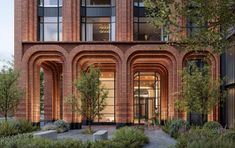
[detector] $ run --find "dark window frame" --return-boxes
[133,0,168,41]
[38,0,62,41]
[80,0,116,41]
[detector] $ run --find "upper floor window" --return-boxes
[133,0,168,41]
[38,0,62,41]
[82,0,115,6]
[81,0,116,41]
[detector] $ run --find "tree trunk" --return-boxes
[4,112,8,121]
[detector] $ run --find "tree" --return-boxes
[144,0,235,53]
[40,69,44,116]
[66,65,108,133]
[174,61,226,124]
[0,64,24,121]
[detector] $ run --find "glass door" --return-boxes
[134,72,160,124]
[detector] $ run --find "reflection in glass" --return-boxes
[134,72,160,124]
[94,71,115,122]
[82,0,115,6]
[81,17,115,41]
[39,1,62,41]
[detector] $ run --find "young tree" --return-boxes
[66,65,108,133]
[175,61,225,124]
[144,0,235,53]
[0,64,24,121]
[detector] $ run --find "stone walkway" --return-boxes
[144,128,176,148]
[57,126,176,148]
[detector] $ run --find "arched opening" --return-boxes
[38,61,63,126]
[76,61,118,125]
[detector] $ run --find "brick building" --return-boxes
[15,0,220,128]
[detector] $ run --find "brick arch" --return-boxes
[17,46,67,124]
[182,51,220,121]
[125,46,179,122]
[132,63,169,121]
[182,50,219,79]
[65,46,123,124]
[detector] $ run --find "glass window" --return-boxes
[134,0,144,7]
[38,0,62,41]
[82,0,115,6]
[44,0,58,7]
[134,17,168,41]
[44,23,58,41]
[81,17,115,41]
[226,46,235,85]
[227,88,235,128]
[94,71,115,123]
[133,4,168,41]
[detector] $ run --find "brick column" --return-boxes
[63,0,80,41]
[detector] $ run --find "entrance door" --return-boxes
[134,72,160,124]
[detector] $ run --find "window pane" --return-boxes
[44,17,57,23]
[93,23,110,41]
[44,23,58,41]
[40,23,44,41]
[138,23,161,41]
[82,17,115,41]
[44,0,58,7]
[59,23,62,41]
[86,17,110,23]
[59,0,62,6]
[134,0,144,7]
[86,0,113,6]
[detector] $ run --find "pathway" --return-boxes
[57,126,176,148]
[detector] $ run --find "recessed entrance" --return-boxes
[134,72,161,124]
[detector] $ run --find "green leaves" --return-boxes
[175,61,225,115]
[144,0,235,53]
[66,65,108,128]
[0,64,23,120]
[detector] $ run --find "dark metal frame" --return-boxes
[220,39,235,128]
[80,0,116,41]
[38,0,62,41]
[133,0,168,41]
[133,72,161,125]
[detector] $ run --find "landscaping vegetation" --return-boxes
[162,119,235,148]
[0,119,38,138]
[0,126,149,148]
[42,120,70,133]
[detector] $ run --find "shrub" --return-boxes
[203,121,222,131]
[188,138,235,148]
[169,119,190,138]
[176,127,219,148]
[0,120,37,138]
[0,133,83,148]
[0,121,18,138]
[54,120,70,133]
[112,126,149,147]
[41,123,57,131]
[162,120,173,134]
[220,130,235,141]
[16,119,38,134]
[41,120,70,133]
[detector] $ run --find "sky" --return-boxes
[0,0,14,68]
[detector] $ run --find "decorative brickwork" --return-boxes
[15,0,220,127]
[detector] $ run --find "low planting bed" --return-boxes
[162,120,235,148]
[0,126,149,148]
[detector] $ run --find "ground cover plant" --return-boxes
[0,126,149,148]
[0,119,37,138]
[175,121,235,148]
[41,120,70,133]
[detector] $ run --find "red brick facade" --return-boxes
[15,0,220,127]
